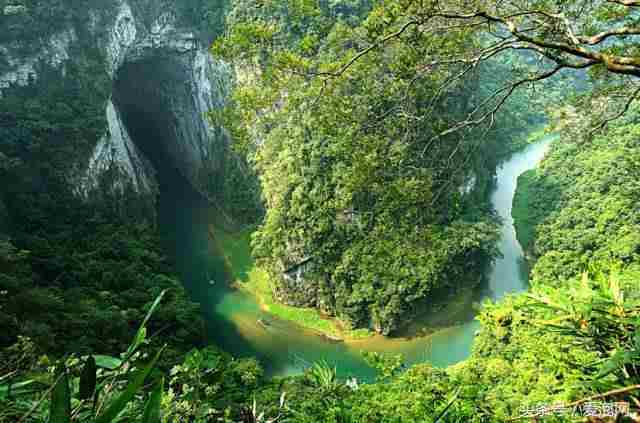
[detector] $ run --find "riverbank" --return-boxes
[497,124,549,162]
[210,225,491,343]
[211,225,373,341]
[511,133,558,261]
[512,169,537,256]
[172,136,553,378]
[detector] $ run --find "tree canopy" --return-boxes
[4,0,640,421]
[217,0,640,138]
[213,0,559,333]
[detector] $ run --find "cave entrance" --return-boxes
[113,55,195,191]
[112,54,212,283]
[108,44,268,368]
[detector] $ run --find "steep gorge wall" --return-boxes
[0,0,231,202]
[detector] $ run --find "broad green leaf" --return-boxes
[595,350,630,379]
[127,327,147,357]
[139,290,167,331]
[434,387,461,422]
[141,377,164,423]
[94,346,165,423]
[93,355,123,370]
[49,366,71,423]
[0,380,39,398]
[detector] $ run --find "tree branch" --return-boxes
[577,27,640,45]
[567,384,640,407]
[311,19,420,78]
[607,0,640,6]
[591,84,640,133]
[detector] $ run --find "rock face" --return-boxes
[82,99,155,195]
[0,0,230,198]
[276,258,319,307]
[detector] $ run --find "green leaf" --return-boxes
[79,356,97,400]
[93,355,123,370]
[126,290,167,357]
[94,346,165,423]
[49,365,71,423]
[595,350,630,379]
[0,380,39,398]
[434,387,461,422]
[141,377,164,423]
[140,290,167,331]
[127,327,147,357]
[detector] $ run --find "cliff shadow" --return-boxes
[112,55,268,365]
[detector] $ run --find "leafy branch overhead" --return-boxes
[215,0,545,334]
[217,0,640,137]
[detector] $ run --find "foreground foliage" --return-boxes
[4,263,640,421]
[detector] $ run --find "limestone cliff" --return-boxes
[0,0,230,199]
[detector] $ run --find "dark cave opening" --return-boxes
[113,56,193,189]
[111,56,266,363]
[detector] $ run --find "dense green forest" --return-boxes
[3,0,640,421]
[214,0,546,335]
[0,53,206,365]
[514,118,640,281]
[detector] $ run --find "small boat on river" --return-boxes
[319,332,344,343]
[257,318,271,329]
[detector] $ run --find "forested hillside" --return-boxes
[215,0,543,335]
[0,57,205,362]
[3,0,640,421]
[514,117,640,281]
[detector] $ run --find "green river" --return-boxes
[158,137,553,379]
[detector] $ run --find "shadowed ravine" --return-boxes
[159,136,554,379]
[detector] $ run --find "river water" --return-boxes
[158,137,553,379]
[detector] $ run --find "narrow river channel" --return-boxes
[158,136,554,379]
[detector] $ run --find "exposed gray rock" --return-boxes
[113,43,232,196]
[276,258,318,307]
[3,5,27,16]
[104,1,138,77]
[459,171,477,196]
[79,99,155,196]
[0,0,230,198]
[0,28,77,92]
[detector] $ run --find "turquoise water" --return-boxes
[158,137,553,379]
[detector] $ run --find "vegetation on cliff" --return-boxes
[512,168,540,255]
[512,112,640,282]
[213,0,548,335]
[4,0,640,421]
[0,31,207,367]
